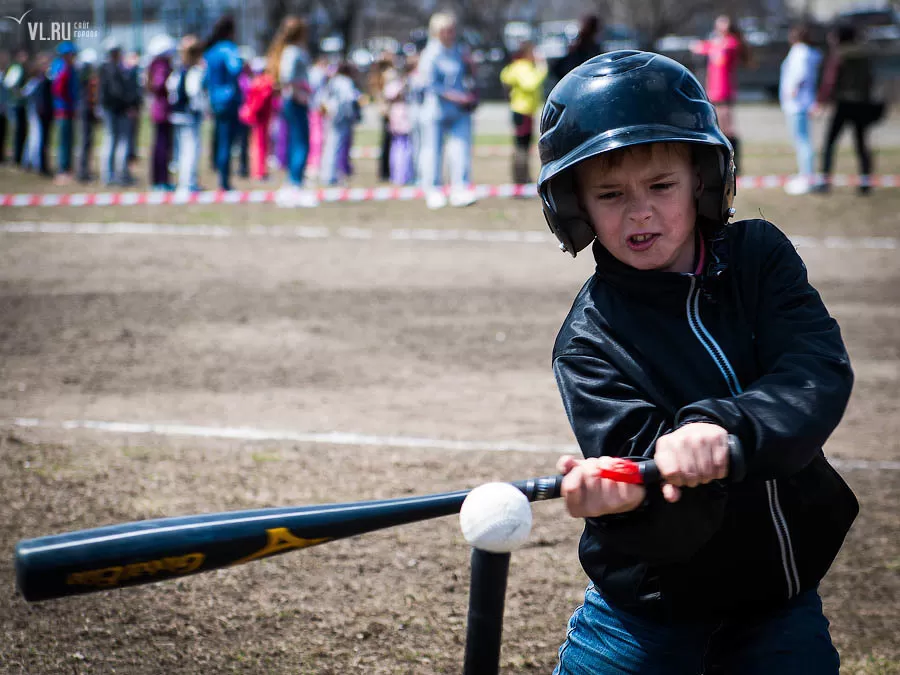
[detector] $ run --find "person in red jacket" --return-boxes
[690,15,752,173]
[51,41,78,184]
[239,57,275,181]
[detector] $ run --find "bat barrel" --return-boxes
[15,475,563,602]
[463,549,511,675]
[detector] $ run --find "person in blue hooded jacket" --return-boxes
[203,14,243,191]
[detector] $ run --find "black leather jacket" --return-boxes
[553,219,858,621]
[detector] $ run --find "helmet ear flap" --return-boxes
[542,174,596,257]
[695,146,736,226]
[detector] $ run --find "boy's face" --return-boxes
[575,143,700,274]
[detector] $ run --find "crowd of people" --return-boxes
[690,13,883,196]
[779,22,883,195]
[0,11,887,205]
[0,11,485,209]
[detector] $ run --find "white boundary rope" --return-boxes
[1,221,897,250]
[7,418,900,471]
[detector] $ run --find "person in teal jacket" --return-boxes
[203,14,243,191]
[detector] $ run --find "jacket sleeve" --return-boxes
[553,353,670,460]
[676,228,853,479]
[553,351,728,563]
[817,53,838,103]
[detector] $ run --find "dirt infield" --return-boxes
[1,134,900,672]
[1,216,898,674]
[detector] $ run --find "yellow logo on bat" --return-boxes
[66,553,206,588]
[233,528,331,565]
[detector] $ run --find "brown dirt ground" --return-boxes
[0,147,899,674]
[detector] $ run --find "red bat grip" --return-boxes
[596,435,745,485]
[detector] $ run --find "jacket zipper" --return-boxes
[685,277,801,598]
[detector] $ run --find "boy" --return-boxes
[538,51,858,673]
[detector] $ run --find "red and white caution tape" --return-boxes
[1,175,898,209]
[350,146,520,159]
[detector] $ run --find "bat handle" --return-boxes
[638,434,746,485]
[511,474,564,502]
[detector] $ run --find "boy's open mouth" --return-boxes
[627,233,660,251]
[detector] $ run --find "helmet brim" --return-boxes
[539,124,732,189]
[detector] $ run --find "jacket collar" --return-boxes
[590,225,731,305]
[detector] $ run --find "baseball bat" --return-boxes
[15,475,564,602]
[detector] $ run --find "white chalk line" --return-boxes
[1,222,898,250]
[8,418,900,472]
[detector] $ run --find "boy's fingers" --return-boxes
[713,440,729,480]
[694,443,714,482]
[561,468,586,510]
[662,483,681,503]
[653,440,677,475]
[556,455,579,474]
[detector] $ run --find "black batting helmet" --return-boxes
[537,50,736,257]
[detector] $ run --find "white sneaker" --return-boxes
[426,190,448,210]
[295,190,319,208]
[276,186,319,208]
[784,176,811,195]
[275,186,297,208]
[450,189,477,208]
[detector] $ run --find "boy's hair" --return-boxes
[575,142,694,181]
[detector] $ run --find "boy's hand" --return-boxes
[654,423,729,503]
[556,455,646,518]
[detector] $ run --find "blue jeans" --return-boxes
[101,110,132,185]
[554,584,839,675]
[24,106,42,171]
[320,121,353,185]
[175,118,202,190]
[420,113,472,190]
[788,111,814,178]
[56,117,73,173]
[282,100,310,186]
[214,112,239,191]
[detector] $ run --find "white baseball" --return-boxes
[459,482,533,553]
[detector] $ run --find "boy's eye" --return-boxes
[595,192,621,201]
[652,182,676,191]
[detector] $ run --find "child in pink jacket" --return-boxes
[239,57,275,181]
[691,15,751,172]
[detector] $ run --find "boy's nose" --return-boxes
[627,195,653,224]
